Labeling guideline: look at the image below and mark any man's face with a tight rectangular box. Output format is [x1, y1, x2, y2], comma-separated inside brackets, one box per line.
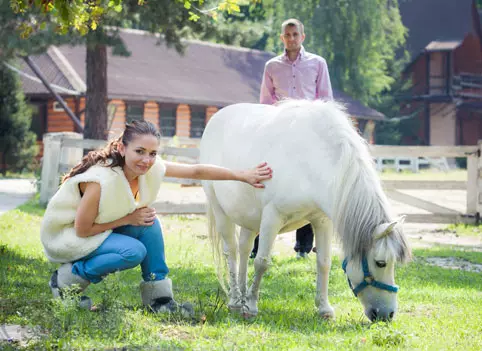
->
[280, 24, 305, 52]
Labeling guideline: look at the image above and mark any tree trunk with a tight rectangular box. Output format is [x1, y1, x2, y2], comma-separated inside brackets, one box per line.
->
[84, 39, 108, 140]
[0, 150, 6, 176]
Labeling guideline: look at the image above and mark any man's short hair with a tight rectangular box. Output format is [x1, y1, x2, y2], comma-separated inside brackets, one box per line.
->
[281, 19, 304, 35]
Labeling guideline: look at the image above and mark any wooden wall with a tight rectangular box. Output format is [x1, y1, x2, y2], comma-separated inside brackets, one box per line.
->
[43, 97, 219, 140]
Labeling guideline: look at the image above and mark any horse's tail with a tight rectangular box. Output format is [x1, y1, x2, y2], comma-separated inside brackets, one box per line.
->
[206, 200, 229, 295]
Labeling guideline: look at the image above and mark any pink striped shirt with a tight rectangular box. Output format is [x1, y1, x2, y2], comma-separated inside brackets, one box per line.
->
[260, 47, 333, 104]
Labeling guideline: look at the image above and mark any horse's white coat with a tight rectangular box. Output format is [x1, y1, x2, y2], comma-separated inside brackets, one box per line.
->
[200, 100, 411, 321]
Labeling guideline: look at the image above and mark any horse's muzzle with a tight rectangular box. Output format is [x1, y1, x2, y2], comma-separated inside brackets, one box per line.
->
[367, 307, 395, 322]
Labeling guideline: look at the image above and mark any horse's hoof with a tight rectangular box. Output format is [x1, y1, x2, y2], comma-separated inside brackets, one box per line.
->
[242, 311, 257, 319]
[228, 305, 243, 313]
[319, 309, 335, 320]
[241, 305, 257, 319]
[318, 305, 335, 320]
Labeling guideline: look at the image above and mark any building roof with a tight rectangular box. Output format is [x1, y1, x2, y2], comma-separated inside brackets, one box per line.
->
[16, 53, 76, 95]
[18, 28, 384, 120]
[399, 0, 476, 62]
[425, 40, 462, 52]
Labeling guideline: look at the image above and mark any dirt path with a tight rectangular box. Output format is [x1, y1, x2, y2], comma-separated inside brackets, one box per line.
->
[0, 179, 36, 216]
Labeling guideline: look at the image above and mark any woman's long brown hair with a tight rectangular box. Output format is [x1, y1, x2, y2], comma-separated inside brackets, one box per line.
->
[62, 120, 161, 183]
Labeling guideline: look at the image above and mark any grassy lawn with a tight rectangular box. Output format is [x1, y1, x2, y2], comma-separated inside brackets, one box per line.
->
[1, 198, 481, 350]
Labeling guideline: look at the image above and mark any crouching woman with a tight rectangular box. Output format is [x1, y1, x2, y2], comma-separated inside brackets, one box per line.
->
[40, 120, 272, 314]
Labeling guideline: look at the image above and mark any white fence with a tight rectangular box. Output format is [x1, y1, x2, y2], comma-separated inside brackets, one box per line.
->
[39, 133, 201, 212]
[375, 156, 450, 172]
[370, 143, 481, 223]
[39, 133, 482, 223]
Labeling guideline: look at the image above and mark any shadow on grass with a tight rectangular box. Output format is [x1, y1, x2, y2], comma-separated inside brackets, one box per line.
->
[0, 245, 53, 319]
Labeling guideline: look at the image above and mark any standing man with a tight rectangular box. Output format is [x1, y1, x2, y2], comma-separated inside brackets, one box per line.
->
[252, 18, 333, 259]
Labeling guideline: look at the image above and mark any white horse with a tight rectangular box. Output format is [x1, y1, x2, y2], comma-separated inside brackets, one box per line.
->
[200, 100, 411, 321]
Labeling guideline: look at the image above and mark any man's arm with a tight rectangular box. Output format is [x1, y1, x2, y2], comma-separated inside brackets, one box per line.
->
[260, 63, 275, 104]
[316, 59, 333, 100]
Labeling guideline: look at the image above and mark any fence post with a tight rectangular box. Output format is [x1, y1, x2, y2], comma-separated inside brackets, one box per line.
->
[467, 140, 482, 221]
[39, 132, 82, 205]
[477, 140, 482, 221]
[466, 155, 478, 216]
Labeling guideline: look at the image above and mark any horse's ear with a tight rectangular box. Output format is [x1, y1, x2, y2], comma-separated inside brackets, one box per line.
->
[398, 215, 407, 226]
[375, 221, 398, 240]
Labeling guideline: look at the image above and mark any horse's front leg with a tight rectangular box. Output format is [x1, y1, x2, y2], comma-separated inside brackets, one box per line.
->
[244, 205, 283, 317]
[311, 217, 335, 319]
[238, 227, 257, 302]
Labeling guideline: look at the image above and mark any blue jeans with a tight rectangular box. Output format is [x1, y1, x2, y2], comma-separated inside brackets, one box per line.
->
[72, 218, 168, 283]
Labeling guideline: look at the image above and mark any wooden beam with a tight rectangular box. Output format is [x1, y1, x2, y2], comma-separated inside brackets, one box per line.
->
[370, 145, 478, 157]
[403, 214, 459, 224]
[23, 56, 83, 132]
[62, 138, 105, 149]
[382, 180, 466, 190]
[385, 189, 461, 215]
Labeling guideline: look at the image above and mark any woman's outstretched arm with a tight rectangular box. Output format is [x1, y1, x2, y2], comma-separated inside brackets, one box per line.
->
[164, 162, 272, 188]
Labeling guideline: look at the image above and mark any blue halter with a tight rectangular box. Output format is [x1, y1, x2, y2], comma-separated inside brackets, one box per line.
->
[342, 257, 399, 296]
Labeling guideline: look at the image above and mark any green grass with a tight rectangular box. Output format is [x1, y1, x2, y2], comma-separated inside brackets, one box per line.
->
[1, 198, 482, 350]
[445, 223, 482, 237]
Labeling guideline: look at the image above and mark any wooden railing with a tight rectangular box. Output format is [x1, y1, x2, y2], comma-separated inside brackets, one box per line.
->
[40, 132, 482, 223]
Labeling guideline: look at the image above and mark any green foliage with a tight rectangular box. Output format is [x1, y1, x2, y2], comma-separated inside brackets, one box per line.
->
[0, 60, 38, 174]
[265, 0, 415, 144]
[0, 0, 72, 58]
[9, 0, 260, 36]
[197, 1, 272, 50]
[269, 0, 408, 105]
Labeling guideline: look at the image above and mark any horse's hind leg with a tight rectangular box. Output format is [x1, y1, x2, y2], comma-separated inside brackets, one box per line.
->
[238, 227, 257, 300]
[244, 205, 283, 317]
[311, 217, 335, 319]
[219, 220, 243, 311]
[205, 185, 242, 311]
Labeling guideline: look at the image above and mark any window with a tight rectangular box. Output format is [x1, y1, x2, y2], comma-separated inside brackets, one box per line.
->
[29, 102, 47, 141]
[429, 52, 449, 95]
[159, 104, 177, 137]
[190, 106, 206, 138]
[125, 102, 144, 123]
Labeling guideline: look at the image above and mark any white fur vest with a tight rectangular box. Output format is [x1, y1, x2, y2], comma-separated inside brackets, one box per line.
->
[40, 156, 166, 263]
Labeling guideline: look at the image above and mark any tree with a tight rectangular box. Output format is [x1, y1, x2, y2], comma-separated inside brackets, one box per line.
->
[6, 0, 259, 140]
[197, 1, 272, 50]
[268, 0, 407, 105]
[10, 0, 257, 36]
[0, 61, 38, 175]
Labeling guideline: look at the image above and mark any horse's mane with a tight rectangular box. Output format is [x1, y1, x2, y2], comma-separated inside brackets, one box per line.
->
[277, 99, 410, 262]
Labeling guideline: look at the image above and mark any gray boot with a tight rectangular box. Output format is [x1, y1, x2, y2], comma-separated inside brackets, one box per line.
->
[49, 263, 92, 310]
[140, 278, 194, 317]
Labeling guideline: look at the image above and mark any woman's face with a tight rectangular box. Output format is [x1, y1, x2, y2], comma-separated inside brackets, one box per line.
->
[119, 134, 160, 178]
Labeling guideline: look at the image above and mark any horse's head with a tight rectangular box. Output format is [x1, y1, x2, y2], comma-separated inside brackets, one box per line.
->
[342, 216, 411, 322]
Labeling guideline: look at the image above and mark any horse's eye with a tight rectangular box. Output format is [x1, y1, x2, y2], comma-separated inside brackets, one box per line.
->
[375, 260, 386, 268]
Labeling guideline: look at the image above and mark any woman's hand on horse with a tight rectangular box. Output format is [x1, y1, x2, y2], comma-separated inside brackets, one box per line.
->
[127, 207, 157, 226]
[240, 162, 273, 188]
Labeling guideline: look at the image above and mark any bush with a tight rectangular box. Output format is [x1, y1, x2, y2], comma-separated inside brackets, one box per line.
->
[0, 60, 38, 174]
